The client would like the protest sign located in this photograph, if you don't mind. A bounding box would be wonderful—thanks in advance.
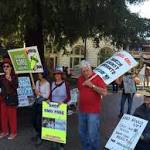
[105,114,148,150]
[42,102,67,144]
[8,46,43,73]
[17,77,34,107]
[93,50,138,85]
[68,88,78,105]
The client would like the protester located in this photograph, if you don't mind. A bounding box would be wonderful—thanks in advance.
[134,90,150,150]
[49,66,71,150]
[111,81,118,93]
[32,72,50,145]
[139,64,146,88]
[145,66,150,87]
[77,60,107,150]
[116,72,137,118]
[0,96,2,134]
[0,58,18,140]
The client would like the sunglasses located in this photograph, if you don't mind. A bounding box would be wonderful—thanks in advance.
[3,65,10,68]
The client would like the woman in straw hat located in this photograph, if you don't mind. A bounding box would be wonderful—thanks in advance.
[49,66,71,150]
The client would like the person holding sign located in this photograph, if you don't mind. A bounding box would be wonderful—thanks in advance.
[0,58,18,140]
[116,72,136,118]
[77,60,107,150]
[49,66,71,150]
[134,90,150,150]
[32,72,50,145]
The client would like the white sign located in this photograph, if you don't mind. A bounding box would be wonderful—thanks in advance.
[17,77,34,107]
[105,114,148,150]
[18,76,32,87]
[94,51,138,85]
[68,88,78,105]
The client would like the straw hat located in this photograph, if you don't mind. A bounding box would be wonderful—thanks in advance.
[2,58,12,66]
[53,66,64,74]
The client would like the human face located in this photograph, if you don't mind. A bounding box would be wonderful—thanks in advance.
[54,73,62,81]
[38,73,43,80]
[144,96,150,108]
[81,66,93,79]
[3,63,12,73]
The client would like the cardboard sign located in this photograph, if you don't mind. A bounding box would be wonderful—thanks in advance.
[94,51,138,85]
[8,46,43,73]
[42,102,67,144]
[17,77,34,107]
[68,88,78,105]
[105,114,148,150]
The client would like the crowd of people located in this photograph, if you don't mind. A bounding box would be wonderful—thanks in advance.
[0,56,150,150]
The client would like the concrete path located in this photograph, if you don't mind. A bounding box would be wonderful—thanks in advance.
[0,92,144,150]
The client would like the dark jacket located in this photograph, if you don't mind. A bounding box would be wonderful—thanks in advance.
[134,104,150,141]
[0,74,18,98]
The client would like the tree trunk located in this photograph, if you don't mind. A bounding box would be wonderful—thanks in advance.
[24,1,44,65]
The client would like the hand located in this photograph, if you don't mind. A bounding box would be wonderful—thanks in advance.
[57,102,63,107]
[5,75,11,81]
[82,80,93,88]
[46,99,50,104]
[35,89,40,96]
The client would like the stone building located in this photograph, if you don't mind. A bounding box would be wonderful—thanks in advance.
[44,38,117,70]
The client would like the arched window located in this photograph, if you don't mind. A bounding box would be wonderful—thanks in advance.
[70,45,84,68]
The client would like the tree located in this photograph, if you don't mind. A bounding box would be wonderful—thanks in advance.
[0,0,150,63]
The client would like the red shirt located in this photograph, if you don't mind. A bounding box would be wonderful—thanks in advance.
[77,73,106,113]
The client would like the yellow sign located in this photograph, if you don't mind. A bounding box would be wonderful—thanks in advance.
[42,101,67,143]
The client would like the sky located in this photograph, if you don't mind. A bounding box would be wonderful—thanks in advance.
[128,0,150,19]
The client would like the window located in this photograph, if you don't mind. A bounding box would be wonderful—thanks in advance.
[70,45,84,68]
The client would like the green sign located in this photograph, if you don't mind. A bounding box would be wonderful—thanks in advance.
[8,46,43,73]
[42,102,67,144]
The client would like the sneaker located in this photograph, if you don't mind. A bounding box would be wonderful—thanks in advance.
[0,133,9,139]
[35,137,42,146]
[118,113,123,118]
[8,134,17,140]
[31,135,38,142]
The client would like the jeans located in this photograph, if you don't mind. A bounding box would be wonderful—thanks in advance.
[78,112,100,150]
[32,103,42,138]
[120,93,133,114]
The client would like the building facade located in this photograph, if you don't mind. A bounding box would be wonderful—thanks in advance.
[44,38,117,70]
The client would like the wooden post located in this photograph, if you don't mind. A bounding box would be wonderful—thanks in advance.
[30,73,36,90]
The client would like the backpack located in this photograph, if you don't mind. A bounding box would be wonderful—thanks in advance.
[123,75,136,94]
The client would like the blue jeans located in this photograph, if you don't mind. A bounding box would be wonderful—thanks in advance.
[78,112,100,150]
[120,93,133,114]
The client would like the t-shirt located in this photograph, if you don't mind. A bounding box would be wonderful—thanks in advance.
[36,80,50,99]
[77,72,106,113]
[51,81,71,103]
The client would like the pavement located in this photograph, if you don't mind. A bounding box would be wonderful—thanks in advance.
[0,91,144,150]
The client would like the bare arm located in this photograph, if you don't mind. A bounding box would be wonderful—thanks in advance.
[82,80,107,96]
[115,76,123,85]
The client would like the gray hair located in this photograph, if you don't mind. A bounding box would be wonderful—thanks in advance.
[80,60,91,69]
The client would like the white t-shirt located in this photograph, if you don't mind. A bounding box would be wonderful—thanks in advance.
[51,82,67,102]
[36,80,50,99]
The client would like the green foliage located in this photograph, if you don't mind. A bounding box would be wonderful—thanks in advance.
[0,0,150,53]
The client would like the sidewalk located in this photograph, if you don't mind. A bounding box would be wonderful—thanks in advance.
[0,92,144,150]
